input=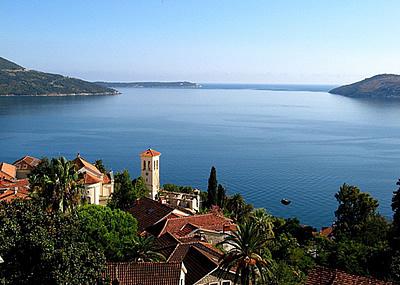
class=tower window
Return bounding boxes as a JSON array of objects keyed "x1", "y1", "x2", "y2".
[
  {"x1": 156, "y1": 160, "x2": 158, "y2": 169},
  {"x1": 143, "y1": 161, "x2": 146, "y2": 170},
  {"x1": 148, "y1": 161, "x2": 151, "y2": 171}
]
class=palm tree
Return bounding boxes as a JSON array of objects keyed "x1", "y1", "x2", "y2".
[
  {"x1": 218, "y1": 221, "x2": 275, "y2": 285},
  {"x1": 129, "y1": 236, "x2": 166, "y2": 262},
  {"x1": 31, "y1": 157, "x2": 84, "y2": 212},
  {"x1": 250, "y1": 208, "x2": 275, "y2": 239}
]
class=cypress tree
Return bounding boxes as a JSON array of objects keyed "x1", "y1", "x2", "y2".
[
  {"x1": 217, "y1": 184, "x2": 226, "y2": 208},
  {"x1": 207, "y1": 166, "x2": 218, "y2": 207}
]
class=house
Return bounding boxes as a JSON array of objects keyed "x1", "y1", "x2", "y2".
[
  {"x1": 0, "y1": 162, "x2": 16, "y2": 180},
  {"x1": 149, "y1": 212, "x2": 236, "y2": 248},
  {"x1": 128, "y1": 197, "x2": 191, "y2": 233},
  {"x1": 104, "y1": 262, "x2": 186, "y2": 285},
  {"x1": 12, "y1": 155, "x2": 41, "y2": 179},
  {"x1": 306, "y1": 266, "x2": 394, "y2": 285},
  {"x1": 153, "y1": 235, "x2": 238, "y2": 285},
  {"x1": 140, "y1": 149, "x2": 200, "y2": 212},
  {"x1": 0, "y1": 178, "x2": 30, "y2": 202},
  {"x1": 73, "y1": 154, "x2": 114, "y2": 205}
]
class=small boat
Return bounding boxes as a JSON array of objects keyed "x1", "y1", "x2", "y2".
[{"x1": 281, "y1": 198, "x2": 291, "y2": 205}]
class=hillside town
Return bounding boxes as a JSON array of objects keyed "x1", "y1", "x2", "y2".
[{"x1": 0, "y1": 149, "x2": 397, "y2": 284}]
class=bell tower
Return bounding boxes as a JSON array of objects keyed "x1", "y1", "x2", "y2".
[{"x1": 140, "y1": 148, "x2": 161, "y2": 200}]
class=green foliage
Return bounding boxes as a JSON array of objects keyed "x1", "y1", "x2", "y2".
[
  {"x1": 108, "y1": 171, "x2": 147, "y2": 211},
  {"x1": 163, "y1": 183, "x2": 194, "y2": 193},
  {"x1": 392, "y1": 179, "x2": 400, "y2": 251},
  {"x1": 77, "y1": 204, "x2": 138, "y2": 261},
  {"x1": 0, "y1": 57, "x2": 116, "y2": 95},
  {"x1": 217, "y1": 184, "x2": 226, "y2": 208},
  {"x1": 0, "y1": 199, "x2": 105, "y2": 284},
  {"x1": 94, "y1": 159, "x2": 108, "y2": 174},
  {"x1": 207, "y1": 166, "x2": 218, "y2": 206},
  {"x1": 29, "y1": 156, "x2": 84, "y2": 213},
  {"x1": 225, "y1": 193, "x2": 254, "y2": 223},
  {"x1": 126, "y1": 236, "x2": 166, "y2": 262},
  {"x1": 334, "y1": 183, "x2": 379, "y2": 241},
  {"x1": 218, "y1": 221, "x2": 276, "y2": 285}
]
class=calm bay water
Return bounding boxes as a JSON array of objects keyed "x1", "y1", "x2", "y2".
[{"x1": 2, "y1": 85, "x2": 400, "y2": 227}]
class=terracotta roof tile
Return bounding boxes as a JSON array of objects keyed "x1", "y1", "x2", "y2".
[
  {"x1": 140, "y1": 149, "x2": 161, "y2": 157},
  {"x1": 73, "y1": 155, "x2": 102, "y2": 176},
  {"x1": 0, "y1": 188, "x2": 29, "y2": 202},
  {"x1": 13, "y1": 156, "x2": 41, "y2": 168},
  {"x1": 84, "y1": 172, "x2": 103, "y2": 184},
  {"x1": 128, "y1": 198, "x2": 176, "y2": 232},
  {"x1": 104, "y1": 262, "x2": 183, "y2": 285},
  {"x1": 306, "y1": 266, "x2": 394, "y2": 285},
  {"x1": 157, "y1": 213, "x2": 234, "y2": 237},
  {"x1": 0, "y1": 162, "x2": 16, "y2": 180}
]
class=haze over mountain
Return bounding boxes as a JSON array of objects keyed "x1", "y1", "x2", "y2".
[
  {"x1": 0, "y1": 57, "x2": 117, "y2": 96},
  {"x1": 329, "y1": 74, "x2": 400, "y2": 98}
]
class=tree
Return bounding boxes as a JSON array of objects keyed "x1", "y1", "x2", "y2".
[
  {"x1": 250, "y1": 208, "x2": 274, "y2": 239},
  {"x1": 217, "y1": 184, "x2": 226, "y2": 208},
  {"x1": 207, "y1": 166, "x2": 218, "y2": 206},
  {"x1": 0, "y1": 199, "x2": 105, "y2": 284},
  {"x1": 218, "y1": 221, "x2": 275, "y2": 285},
  {"x1": 94, "y1": 159, "x2": 108, "y2": 174},
  {"x1": 127, "y1": 236, "x2": 166, "y2": 262},
  {"x1": 225, "y1": 193, "x2": 254, "y2": 223},
  {"x1": 392, "y1": 179, "x2": 400, "y2": 251},
  {"x1": 78, "y1": 204, "x2": 138, "y2": 261},
  {"x1": 29, "y1": 156, "x2": 84, "y2": 213},
  {"x1": 108, "y1": 171, "x2": 147, "y2": 211},
  {"x1": 333, "y1": 183, "x2": 379, "y2": 241}
]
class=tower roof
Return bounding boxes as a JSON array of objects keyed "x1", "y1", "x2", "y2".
[{"x1": 140, "y1": 148, "x2": 161, "y2": 157}]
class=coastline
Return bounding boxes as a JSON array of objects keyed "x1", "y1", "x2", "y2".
[{"x1": 0, "y1": 91, "x2": 120, "y2": 97}]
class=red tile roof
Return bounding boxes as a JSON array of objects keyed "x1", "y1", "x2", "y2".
[
  {"x1": 104, "y1": 262, "x2": 183, "y2": 285},
  {"x1": 13, "y1": 155, "x2": 41, "y2": 169},
  {"x1": 103, "y1": 174, "x2": 111, "y2": 184},
  {"x1": 73, "y1": 155, "x2": 102, "y2": 176},
  {"x1": 306, "y1": 266, "x2": 394, "y2": 285},
  {"x1": 84, "y1": 172, "x2": 103, "y2": 184},
  {"x1": 156, "y1": 213, "x2": 234, "y2": 237},
  {"x1": 0, "y1": 162, "x2": 16, "y2": 180},
  {"x1": 319, "y1": 227, "x2": 334, "y2": 238},
  {"x1": 128, "y1": 198, "x2": 177, "y2": 232},
  {"x1": 0, "y1": 187, "x2": 29, "y2": 202},
  {"x1": 140, "y1": 149, "x2": 161, "y2": 157}
]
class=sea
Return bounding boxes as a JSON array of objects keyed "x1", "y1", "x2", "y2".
[{"x1": 2, "y1": 84, "x2": 400, "y2": 228}]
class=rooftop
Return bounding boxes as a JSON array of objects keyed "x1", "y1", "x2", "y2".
[
  {"x1": 13, "y1": 155, "x2": 41, "y2": 168},
  {"x1": 105, "y1": 262, "x2": 184, "y2": 285},
  {"x1": 306, "y1": 266, "x2": 394, "y2": 285},
  {"x1": 140, "y1": 148, "x2": 161, "y2": 157},
  {"x1": 0, "y1": 162, "x2": 16, "y2": 179}
]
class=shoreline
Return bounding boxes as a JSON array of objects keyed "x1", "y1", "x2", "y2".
[{"x1": 0, "y1": 91, "x2": 120, "y2": 97}]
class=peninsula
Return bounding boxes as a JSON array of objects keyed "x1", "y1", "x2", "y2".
[
  {"x1": 0, "y1": 57, "x2": 117, "y2": 96},
  {"x1": 95, "y1": 81, "x2": 201, "y2": 89},
  {"x1": 329, "y1": 74, "x2": 400, "y2": 98}
]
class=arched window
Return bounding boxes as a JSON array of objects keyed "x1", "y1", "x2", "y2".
[
  {"x1": 156, "y1": 160, "x2": 158, "y2": 169},
  {"x1": 148, "y1": 161, "x2": 151, "y2": 170},
  {"x1": 143, "y1": 161, "x2": 146, "y2": 170}
]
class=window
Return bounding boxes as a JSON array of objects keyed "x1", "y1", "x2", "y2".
[
  {"x1": 156, "y1": 160, "x2": 158, "y2": 169},
  {"x1": 222, "y1": 281, "x2": 232, "y2": 285},
  {"x1": 143, "y1": 161, "x2": 146, "y2": 170},
  {"x1": 209, "y1": 283, "x2": 219, "y2": 285},
  {"x1": 148, "y1": 161, "x2": 151, "y2": 171}
]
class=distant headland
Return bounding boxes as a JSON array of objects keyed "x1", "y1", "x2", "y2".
[
  {"x1": 329, "y1": 74, "x2": 400, "y2": 98},
  {"x1": 0, "y1": 57, "x2": 118, "y2": 96},
  {"x1": 95, "y1": 81, "x2": 201, "y2": 89}
]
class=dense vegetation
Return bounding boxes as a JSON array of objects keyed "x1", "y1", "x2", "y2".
[
  {"x1": 0, "y1": 57, "x2": 117, "y2": 96},
  {"x1": 329, "y1": 74, "x2": 400, "y2": 98},
  {"x1": 2, "y1": 157, "x2": 400, "y2": 284}
]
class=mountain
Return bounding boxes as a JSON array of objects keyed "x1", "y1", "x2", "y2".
[
  {"x1": 95, "y1": 81, "x2": 201, "y2": 89},
  {"x1": 0, "y1": 57, "x2": 117, "y2": 96},
  {"x1": 329, "y1": 74, "x2": 400, "y2": 98}
]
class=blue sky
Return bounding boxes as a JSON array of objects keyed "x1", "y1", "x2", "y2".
[{"x1": 1, "y1": 0, "x2": 400, "y2": 84}]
